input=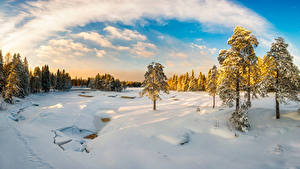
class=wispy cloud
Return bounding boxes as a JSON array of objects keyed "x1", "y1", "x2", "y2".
[
  {"x1": 0, "y1": 0, "x2": 287, "y2": 79},
  {"x1": 104, "y1": 26, "x2": 147, "y2": 41}
]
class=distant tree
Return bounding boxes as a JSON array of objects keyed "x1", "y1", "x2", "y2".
[
  {"x1": 22, "y1": 57, "x2": 30, "y2": 96},
  {"x1": 0, "y1": 50, "x2": 5, "y2": 94},
  {"x1": 260, "y1": 37, "x2": 300, "y2": 119},
  {"x1": 4, "y1": 62, "x2": 20, "y2": 103},
  {"x1": 140, "y1": 62, "x2": 169, "y2": 110},
  {"x1": 206, "y1": 65, "x2": 219, "y2": 108},
  {"x1": 41, "y1": 65, "x2": 51, "y2": 92},
  {"x1": 32, "y1": 66, "x2": 42, "y2": 93},
  {"x1": 50, "y1": 73, "x2": 56, "y2": 89},
  {"x1": 13, "y1": 54, "x2": 26, "y2": 97},
  {"x1": 55, "y1": 69, "x2": 62, "y2": 90},
  {"x1": 188, "y1": 70, "x2": 197, "y2": 91}
]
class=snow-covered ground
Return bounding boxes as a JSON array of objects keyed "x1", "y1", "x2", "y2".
[{"x1": 0, "y1": 88, "x2": 299, "y2": 169}]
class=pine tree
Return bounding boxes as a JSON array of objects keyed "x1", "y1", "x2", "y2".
[
  {"x1": 4, "y1": 63, "x2": 20, "y2": 103},
  {"x1": 206, "y1": 65, "x2": 219, "y2": 108},
  {"x1": 33, "y1": 67, "x2": 42, "y2": 93},
  {"x1": 41, "y1": 65, "x2": 50, "y2": 92},
  {"x1": 55, "y1": 69, "x2": 62, "y2": 90},
  {"x1": 229, "y1": 103, "x2": 250, "y2": 132},
  {"x1": 188, "y1": 70, "x2": 197, "y2": 91},
  {"x1": 260, "y1": 37, "x2": 300, "y2": 119},
  {"x1": 218, "y1": 27, "x2": 248, "y2": 111},
  {"x1": 182, "y1": 72, "x2": 189, "y2": 91},
  {"x1": 22, "y1": 57, "x2": 30, "y2": 96},
  {"x1": 50, "y1": 73, "x2": 56, "y2": 89},
  {"x1": 228, "y1": 26, "x2": 259, "y2": 107},
  {"x1": 0, "y1": 50, "x2": 5, "y2": 94},
  {"x1": 140, "y1": 62, "x2": 169, "y2": 110},
  {"x1": 12, "y1": 54, "x2": 25, "y2": 97}
]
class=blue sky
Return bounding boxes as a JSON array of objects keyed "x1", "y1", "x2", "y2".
[{"x1": 0, "y1": 0, "x2": 299, "y2": 81}]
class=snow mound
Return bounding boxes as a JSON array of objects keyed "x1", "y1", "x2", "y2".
[{"x1": 43, "y1": 103, "x2": 63, "y2": 109}]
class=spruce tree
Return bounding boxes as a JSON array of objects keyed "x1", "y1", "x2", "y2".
[
  {"x1": 50, "y1": 73, "x2": 56, "y2": 89},
  {"x1": 0, "y1": 50, "x2": 5, "y2": 94},
  {"x1": 228, "y1": 26, "x2": 259, "y2": 107},
  {"x1": 22, "y1": 57, "x2": 30, "y2": 96},
  {"x1": 140, "y1": 62, "x2": 169, "y2": 110},
  {"x1": 41, "y1": 65, "x2": 51, "y2": 92},
  {"x1": 218, "y1": 28, "x2": 248, "y2": 111},
  {"x1": 206, "y1": 65, "x2": 219, "y2": 108},
  {"x1": 33, "y1": 67, "x2": 42, "y2": 93},
  {"x1": 55, "y1": 69, "x2": 62, "y2": 90},
  {"x1": 260, "y1": 37, "x2": 300, "y2": 119},
  {"x1": 4, "y1": 63, "x2": 20, "y2": 103}
]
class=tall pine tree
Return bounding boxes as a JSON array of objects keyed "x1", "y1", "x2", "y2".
[
  {"x1": 206, "y1": 65, "x2": 219, "y2": 108},
  {"x1": 140, "y1": 62, "x2": 169, "y2": 110},
  {"x1": 260, "y1": 37, "x2": 300, "y2": 119}
]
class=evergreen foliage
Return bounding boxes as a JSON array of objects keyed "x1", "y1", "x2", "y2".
[
  {"x1": 140, "y1": 62, "x2": 169, "y2": 110},
  {"x1": 168, "y1": 70, "x2": 206, "y2": 92},
  {"x1": 206, "y1": 65, "x2": 219, "y2": 108},
  {"x1": 0, "y1": 50, "x2": 72, "y2": 103},
  {"x1": 260, "y1": 37, "x2": 300, "y2": 119},
  {"x1": 88, "y1": 73, "x2": 125, "y2": 92}
]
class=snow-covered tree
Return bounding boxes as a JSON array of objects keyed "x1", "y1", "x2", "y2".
[
  {"x1": 188, "y1": 70, "x2": 197, "y2": 91},
  {"x1": 229, "y1": 103, "x2": 250, "y2": 132},
  {"x1": 206, "y1": 65, "x2": 219, "y2": 108},
  {"x1": 140, "y1": 62, "x2": 169, "y2": 110},
  {"x1": 4, "y1": 63, "x2": 20, "y2": 103},
  {"x1": 0, "y1": 50, "x2": 5, "y2": 94},
  {"x1": 218, "y1": 48, "x2": 245, "y2": 111},
  {"x1": 12, "y1": 54, "x2": 26, "y2": 97},
  {"x1": 227, "y1": 26, "x2": 259, "y2": 107},
  {"x1": 260, "y1": 37, "x2": 300, "y2": 119},
  {"x1": 182, "y1": 72, "x2": 189, "y2": 91},
  {"x1": 22, "y1": 57, "x2": 30, "y2": 96}
]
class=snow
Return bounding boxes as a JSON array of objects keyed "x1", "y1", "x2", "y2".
[{"x1": 0, "y1": 88, "x2": 299, "y2": 169}]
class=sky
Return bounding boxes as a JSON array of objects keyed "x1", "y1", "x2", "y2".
[{"x1": 0, "y1": 0, "x2": 299, "y2": 81}]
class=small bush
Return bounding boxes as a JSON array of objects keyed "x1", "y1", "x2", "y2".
[{"x1": 230, "y1": 104, "x2": 250, "y2": 132}]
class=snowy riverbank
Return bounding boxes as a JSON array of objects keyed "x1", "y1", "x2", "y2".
[{"x1": 0, "y1": 88, "x2": 299, "y2": 169}]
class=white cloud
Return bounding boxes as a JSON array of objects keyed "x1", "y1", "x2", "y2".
[
  {"x1": 131, "y1": 42, "x2": 156, "y2": 58},
  {"x1": 35, "y1": 39, "x2": 94, "y2": 64},
  {"x1": 74, "y1": 32, "x2": 112, "y2": 48},
  {"x1": 74, "y1": 31, "x2": 131, "y2": 51},
  {"x1": 191, "y1": 43, "x2": 206, "y2": 50},
  {"x1": 104, "y1": 26, "x2": 146, "y2": 41},
  {"x1": 0, "y1": 0, "x2": 272, "y2": 57},
  {"x1": 94, "y1": 48, "x2": 106, "y2": 58}
]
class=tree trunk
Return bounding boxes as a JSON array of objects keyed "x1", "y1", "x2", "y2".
[
  {"x1": 213, "y1": 94, "x2": 215, "y2": 108},
  {"x1": 275, "y1": 69, "x2": 280, "y2": 119},
  {"x1": 236, "y1": 73, "x2": 240, "y2": 111},
  {"x1": 275, "y1": 93, "x2": 280, "y2": 119},
  {"x1": 247, "y1": 66, "x2": 251, "y2": 107},
  {"x1": 153, "y1": 99, "x2": 156, "y2": 110}
]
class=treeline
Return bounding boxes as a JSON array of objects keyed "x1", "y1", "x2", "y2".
[
  {"x1": 123, "y1": 81, "x2": 142, "y2": 87},
  {"x1": 72, "y1": 76, "x2": 142, "y2": 88},
  {"x1": 72, "y1": 77, "x2": 88, "y2": 87},
  {"x1": 168, "y1": 70, "x2": 206, "y2": 91},
  {"x1": 0, "y1": 50, "x2": 71, "y2": 103},
  {"x1": 87, "y1": 73, "x2": 125, "y2": 92}
]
